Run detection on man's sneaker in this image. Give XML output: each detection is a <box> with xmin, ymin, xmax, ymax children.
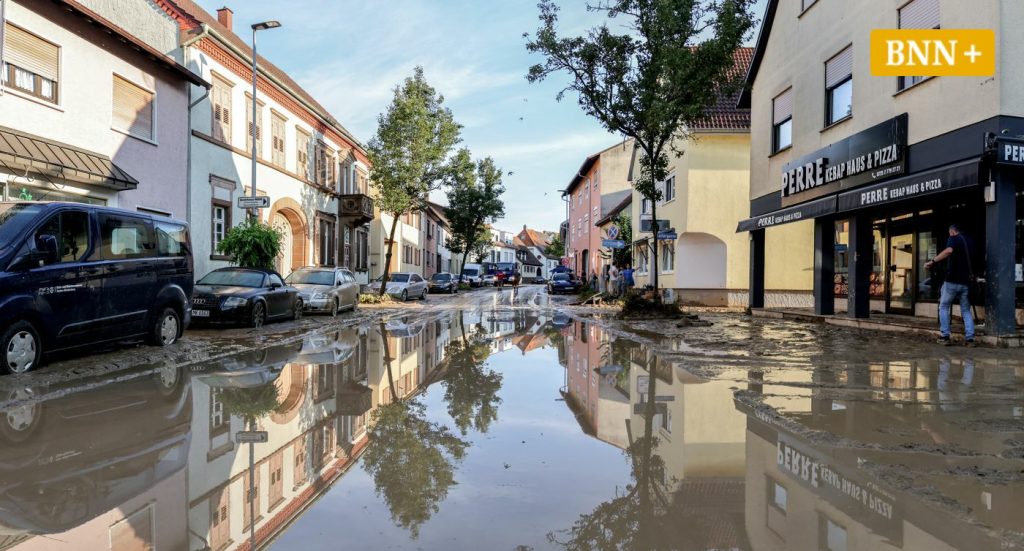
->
<box><xmin>937</xmin><ymin>337</ymin><xmax>952</xmax><ymax>346</ymax></box>
<box><xmin>964</xmin><ymin>339</ymin><xmax>977</xmax><ymax>347</ymax></box>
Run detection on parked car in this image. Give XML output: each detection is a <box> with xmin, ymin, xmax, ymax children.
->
<box><xmin>480</xmin><ymin>273</ymin><xmax>497</xmax><ymax>287</ymax></box>
<box><xmin>461</xmin><ymin>264</ymin><xmax>483</xmax><ymax>287</ymax></box>
<box><xmin>494</xmin><ymin>262</ymin><xmax>521</xmax><ymax>287</ymax></box>
<box><xmin>364</xmin><ymin>272</ymin><xmax>427</xmax><ymax>301</ymax></box>
<box><xmin>285</xmin><ymin>266</ymin><xmax>359</xmax><ymax>316</ymax></box>
<box><xmin>429</xmin><ymin>272</ymin><xmax>459</xmax><ymax>294</ymax></box>
<box><xmin>191</xmin><ymin>267</ymin><xmax>302</xmax><ymax>328</ymax></box>
<box><xmin>0</xmin><ymin>202</ymin><xmax>193</xmax><ymax>374</ymax></box>
<box><xmin>547</xmin><ymin>272</ymin><xmax>581</xmax><ymax>294</ymax></box>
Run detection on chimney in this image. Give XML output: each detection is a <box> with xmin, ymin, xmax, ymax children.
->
<box><xmin>216</xmin><ymin>7</ymin><xmax>233</xmax><ymax>30</ymax></box>
<box><xmin>523</xmin><ymin>224</ymin><xmax>527</xmax><ymax>231</ymax></box>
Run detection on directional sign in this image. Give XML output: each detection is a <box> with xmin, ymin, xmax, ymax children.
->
<box><xmin>657</xmin><ymin>231</ymin><xmax>677</xmax><ymax>240</ymax></box>
<box><xmin>236</xmin><ymin>430</ymin><xmax>269</xmax><ymax>444</ymax></box>
<box><xmin>607</xmin><ymin>225</ymin><xmax>620</xmax><ymax>239</ymax></box>
<box><xmin>602</xmin><ymin>239</ymin><xmax>626</xmax><ymax>249</ymax></box>
<box><xmin>238</xmin><ymin>196</ymin><xmax>270</xmax><ymax>209</ymax></box>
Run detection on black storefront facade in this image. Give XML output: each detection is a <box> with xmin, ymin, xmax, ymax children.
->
<box><xmin>739</xmin><ymin>114</ymin><xmax>1024</xmax><ymax>337</ymax></box>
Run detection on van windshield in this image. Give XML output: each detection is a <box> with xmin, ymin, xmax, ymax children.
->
<box><xmin>198</xmin><ymin>270</ymin><xmax>265</xmax><ymax>287</ymax></box>
<box><xmin>0</xmin><ymin>203</ymin><xmax>45</xmax><ymax>251</ymax></box>
<box><xmin>462</xmin><ymin>268</ymin><xmax>478</xmax><ymax>276</ymax></box>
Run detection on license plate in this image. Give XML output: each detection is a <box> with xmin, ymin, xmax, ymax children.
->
<box><xmin>193</xmin><ymin>309</ymin><xmax>210</xmax><ymax>318</ymax></box>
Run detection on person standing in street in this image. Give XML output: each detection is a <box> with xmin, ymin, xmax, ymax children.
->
<box><xmin>925</xmin><ymin>224</ymin><xmax>976</xmax><ymax>346</ymax></box>
<box><xmin>608</xmin><ymin>263</ymin><xmax>619</xmax><ymax>295</ymax></box>
<box><xmin>622</xmin><ymin>264</ymin><xmax>635</xmax><ymax>295</ymax></box>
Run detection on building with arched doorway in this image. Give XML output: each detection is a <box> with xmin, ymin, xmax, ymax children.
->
<box><xmin>154</xmin><ymin>2</ymin><xmax>372</xmax><ymax>281</ymax></box>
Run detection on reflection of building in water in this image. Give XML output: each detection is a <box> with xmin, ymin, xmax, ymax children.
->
<box><xmin>187</xmin><ymin>315</ymin><xmax>471</xmax><ymax>550</ymax></box>
<box><xmin>739</xmin><ymin>357</ymin><xmax>1022</xmax><ymax>551</ymax></box>
<box><xmin>0</xmin><ymin>370</ymin><xmax>192</xmax><ymax>551</ymax></box>
<box><xmin>558</xmin><ymin>321</ymin><xmax>752</xmax><ymax>549</ymax></box>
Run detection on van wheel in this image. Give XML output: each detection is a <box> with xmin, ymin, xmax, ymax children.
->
<box><xmin>0</xmin><ymin>387</ymin><xmax>42</xmax><ymax>443</ymax></box>
<box><xmin>150</xmin><ymin>307</ymin><xmax>181</xmax><ymax>346</ymax></box>
<box><xmin>251</xmin><ymin>302</ymin><xmax>266</xmax><ymax>328</ymax></box>
<box><xmin>1</xmin><ymin>322</ymin><xmax>41</xmax><ymax>375</ymax></box>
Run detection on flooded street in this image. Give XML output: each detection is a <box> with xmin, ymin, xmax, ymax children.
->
<box><xmin>0</xmin><ymin>294</ymin><xmax>1022</xmax><ymax>550</ymax></box>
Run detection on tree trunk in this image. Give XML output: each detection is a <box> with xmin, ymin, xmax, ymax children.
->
<box><xmin>379</xmin><ymin>213</ymin><xmax>402</xmax><ymax>296</ymax></box>
<box><xmin>459</xmin><ymin>249</ymin><xmax>471</xmax><ymax>285</ymax></box>
<box><xmin>650</xmin><ymin>200</ymin><xmax>660</xmax><ymax>300</ymax></box>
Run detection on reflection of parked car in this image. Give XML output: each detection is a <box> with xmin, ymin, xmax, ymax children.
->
<box><xmin>286</xmin><ymin>266</ymin><xmax>359</xmax><ymax>316</ymax></box>
<box><xmin>363</xmin><ymin>272</ymin><xmax>427</xmax><ymax>301</ymax></box>
<box><xmin>547</xmin><ymin>273</ymin><xmax>581</xmax><ymax>294</ymax></box>
<box><xmin>0</xmin><ymin>202</ymin><xmax>193</xmax><ymax>374</ymax></box>
<box><xmin>296</xmin><ymin>329</ymin><xmax>359</xmax><ymax>364</ymax></box>
<box><xmin>429</xmin><ymin>272</ymin><xmax>459</xmax><ymax>294</ymax></box>
<box><xmin>0</xmin><ymin>369</ymin><xmax>191</xmax><ymax>535</ymax></box>
<box><xmin>192</xmin><ymin>268</ymin><xmax>302</xmax><ymax>328</ymax></box>
<box><xmin>190</xmin><ymin>341</ymin><xmax>302</xmax><ymax>388</ymax></box>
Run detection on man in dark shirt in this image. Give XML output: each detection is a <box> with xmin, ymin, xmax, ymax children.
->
<box><xmin>924</xmin><ymin>224</ymin><xmax>975</xmax><ymax>346</ymax></box>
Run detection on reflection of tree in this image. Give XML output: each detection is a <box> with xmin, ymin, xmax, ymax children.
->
<box><xmin>549</xmin><ymin>354</ymin><xmax>666</xmax><ymax>550</ymax></box>
<box><xmin>442</xmin><ymin>331</ymin><xmax>502</xmax><ymax>435</ymax></box>
<box><xmin>362</xmin><ymin>399</ymin><xmax>468</xmax><ymax>537</ymax></box>
<box><xmin>218</xmin><ymin>384</ymin><xmax>280</xmax><ymax>421</ymax></box>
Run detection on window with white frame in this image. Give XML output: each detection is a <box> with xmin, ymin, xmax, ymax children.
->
<box><xmin>271</xmin><ymin>111</ymin><xmax>286</xmax><ymax>167</ymax></box>
<box><xmin>772</xmin><ymin>88</ymin><xmax>793</xmax><ymax>152</ymax></box>
<box><xmin>898</xmin><ymin>0</ymin><xmax>939</xmax><ymax>91</ymax></box>
<box><xmin>660</xmin><ymin>241</ymin><xmax>674</xmax><ymax>272</ymax></box>
<box><xmin>825</xmin><ymin>46</ymin><xmax>853</xmax><ymax>126</ymax></box>
<box><xmin>2</xmin><ymin>23</ymin><xmax>59</xmax><ymax>103</ymax></box>
<box><xmin>211</xmin><ymin>73</ymin><xmax>233</xmax><ymax>143</ymax></box>
<box><xmin>211</xmin><ymin>200</ymin><xmax>230</xmax><ymax>254</ymax></box>
<box><xmin>664</xmin><ymin>175</ymin><xmax>676</xmax><ymax>202</ymax></box>
<box><xmin>641</xmin><ymin>197</ymin><xmax>652</xmax><ymax>214</ymax></box>
<box><xmin>112</xmin><ymin>75</ymin><xmax>155</xmax><ymax>140</ymax></box>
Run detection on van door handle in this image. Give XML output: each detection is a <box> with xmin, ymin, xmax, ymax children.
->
<box><xmin>107</xmin><ymin>265</ymin><xmax>122</xmax><ymax>273</ymax></box>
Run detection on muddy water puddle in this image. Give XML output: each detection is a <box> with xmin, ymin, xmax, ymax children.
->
<box><xmin>0</xmin><ymin>310</ymin><xmax>1020</xmax><ymax>549</ymax></box>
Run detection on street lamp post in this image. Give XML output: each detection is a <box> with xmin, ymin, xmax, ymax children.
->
<box><xmin>250</xmin><ymin>21</ymin><xmax>281</xmax><ymax>218</ymax></box>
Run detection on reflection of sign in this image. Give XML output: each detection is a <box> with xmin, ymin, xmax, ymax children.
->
<box><xmin>602</xmin><ymin>239</ymin><xmax>626</xmax><ymax>248</ymax></box>
<box><xmin>608</xmin><ymin>225</ymin><xmax>619</xmax><ymax>239</ymax></box>
<box><xmin>633</xmin><ymin>402</ymin><xmax>668</xmax><ymax>415</ymax></box>
<box><xmin>238</xmin><ymin>196</ymin><xmax>270</xmax><ymax>209</ymax></box>
<box><xmin>655</xmin><ymin>395</ymin><xmax>675</xmax><ymax>402</ymax></box>
<box><xmin>781</xmin><ymin>114</ymin><xmax>907</xmax><ymax>205</ymax></box>
<box><xmin>598</xmin><ymin>365</ymin><xmax>624</xmax><ymax>375</ymax></box>
<box><xmin>637</xmin><ymin>376</ymin><xmax>649</xmax><ymax>394</ymax></box>
<box><xmin>777</xmin><ymin>435</ymin><xmax>902</xmax><ymax>544</ymax></box>
<box><xmin>236</xmin><ymin>430</ymin><xmax>269</xmax><ymax>444</ymax></box>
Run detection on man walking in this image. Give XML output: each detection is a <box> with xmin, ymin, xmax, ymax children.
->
<box><xmin>924</xmin><ymin>224</ymin><xmax>976</xmax><ymax>346</ymax></box>
<box><xmin>622</xmin><ymin>263</ymin><xmax>635</xmax><ymax>296</ymax></box>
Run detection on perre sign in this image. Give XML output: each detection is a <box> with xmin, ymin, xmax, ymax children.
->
<box><xmin>994</xmin><ymin>135</ymin><xmax>1024</xmax><ymax>166</ymax></box>
<box><xmin>780</xmin><ymin>115</ymin><xmax>907</xmax><ymax>205</ymax></box>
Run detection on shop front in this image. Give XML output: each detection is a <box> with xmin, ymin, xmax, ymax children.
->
<box><xmin>740</xmin><ymin>115</ymin><xmax>1023</xmax><ymax>336</ymax></box>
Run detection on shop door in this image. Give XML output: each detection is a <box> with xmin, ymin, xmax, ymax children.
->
<box><xmin>887</xmin><ymin>231</ymin><xmax>915</xmax><ymax>314</ymax></box>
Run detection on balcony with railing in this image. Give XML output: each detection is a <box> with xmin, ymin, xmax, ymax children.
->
<box><xmin>339</xmin><ymin>194</ymin><xmax>374</xmax><ymax>225</ymax></box>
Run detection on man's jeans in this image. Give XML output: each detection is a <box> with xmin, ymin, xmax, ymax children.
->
<box><xmin>939</xmin><ymin>282</ymin><xmax>975</xmax><ymax>340</ymax></box>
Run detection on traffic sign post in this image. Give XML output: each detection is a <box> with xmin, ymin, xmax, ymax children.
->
<box><xmin>607</xmin><ymin>225</ymin><xmax>619</xmax><ymax>239</ymax></box>
<box><xmin>238</xmin><ymin>196</ymin><xmax>270</xmax><ymax>209</ymax></box>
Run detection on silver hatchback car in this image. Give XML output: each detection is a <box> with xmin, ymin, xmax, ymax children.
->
<box><xmin>285</xmin><ymin>267</ymin><xmax>360</xmax><ymax>316</ymax></box>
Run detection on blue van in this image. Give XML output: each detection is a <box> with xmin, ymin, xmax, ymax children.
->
<box><xmin>0</xmin><ymin>202</ymin><xmax>193</xmax><ymax>374</ymax></box>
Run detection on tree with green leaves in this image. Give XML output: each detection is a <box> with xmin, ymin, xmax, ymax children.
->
<box><xmin>545</xmin><ymin>233</ymin><xmax>565</xmax><ymax>258</ymax></box>
<box><xmin>611</xmin><ymin>213</ymin><xmax>632</xmax><ymax>267</ymax></box>
<box><xmin>368</xmin><ymin>66</ymin><xmax>462</xmax><ymax>295</ymax></box>
<box><xmin>442</xmin><ymin>327</ymin><xmax>502</xmax><ymax>435</ymax></box>
<box><xmin>216</xmin><ymin>218</ymin><xmax>283</xmax><ymax>270</ymax></box>
<box><xmin>444</xmin><ymin>151</ymin><xmax>506</xmax><ymax>282</ymax></box>
<box><xmin>526</xmin><ymin>0</ymin><xmax>755</xmax><ymax>298</ymax></box>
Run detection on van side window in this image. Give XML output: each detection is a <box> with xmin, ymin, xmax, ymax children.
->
<box><xmin>155</xmin><ymin>221</ymin><xmax>189</xmax><ymax>257</ymax></box>
<box><xmin>34</xmin><ymin>211</ymin><xmax>90</xmax><ymax>264</ymax></box>
<box><xmin>99</xmin><ymin>214</ymin><xmax>154</xmax><ymax>260</ymax></box>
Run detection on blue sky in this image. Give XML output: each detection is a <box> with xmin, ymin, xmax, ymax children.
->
<box><xmin>197</xmin><ymin>0</ymin><xmax>766</xmax><ymax>233</ymax></box>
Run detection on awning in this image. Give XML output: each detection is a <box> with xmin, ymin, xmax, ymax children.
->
<box><xmin>836</xmin><ymin>158</ymin><xmax>980</xmax><ymax>213</ymax></box>
<box><xmin>736</xmin><ymin>195</ymin><xmax>836</xmax><ymax>232</ymax></box>
<box><xmin>0</xmin><ymin>126</ymin><xmax>139</xmax><ymax>191</ymax></box>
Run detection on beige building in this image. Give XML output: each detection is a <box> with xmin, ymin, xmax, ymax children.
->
<box><xmin>739</xmin><ymin>0</ymin><xmax>1023</xmax><ymax>334</ymax></box>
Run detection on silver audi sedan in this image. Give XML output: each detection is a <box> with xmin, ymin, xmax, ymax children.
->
<box><xmin>285</xmin><ymin>267</ymin><xmax>360</xmax><ymax>316</ymax></box>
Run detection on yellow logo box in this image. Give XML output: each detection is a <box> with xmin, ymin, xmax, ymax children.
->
<box><xmin>870</xmin><ymin>29</ymin><xmax>995</xmax><ymax>76</ymax></box>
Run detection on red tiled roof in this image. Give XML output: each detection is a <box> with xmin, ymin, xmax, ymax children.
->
<box><xmin>690</xmin><ymin>47</ymin><xmax>753</xmax><ymax>131</ymax></box>
<box><xmin>517</xmin><ymin>227</ymin><xmax>551</xmax><ymax>250</ymax></box>
<box><xmin>165</xmin><ymin>0</ymin><xmax>365</xmax><ymax>154</ymax></box>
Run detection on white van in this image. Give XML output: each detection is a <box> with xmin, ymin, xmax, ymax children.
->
<box><xmin>461</xmin><ymin>264</ymin><xmax>483</xmax><ymax>287</ymax></box>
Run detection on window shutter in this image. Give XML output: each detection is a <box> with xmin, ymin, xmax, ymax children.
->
<box><xmin>772</xmin><ymin>89</ymin><xmax>793</xmax><ymax>124</ymax></box>
<box><xmin>825</xmin><ymin>46</ymin><xmax>853</xmax><ymax>89</ymax></box>
<box><xmin>899</xmin><ymin>0</ymin><xmax>939</xmax><ymax>29</ymax></box>
<box><xmin>4</xmin><ymin>23</ymin><xmax>59</xmax><ymax>80</ymax></box>
<box><xmin>112</xmin><ymin>75</ymin><xmax>154</xmax><ymax>139</ymax></box>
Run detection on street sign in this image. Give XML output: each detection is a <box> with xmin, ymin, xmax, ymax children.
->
<box><xmin>236</xmin><ymin>430</ymin><xmax>269</xmax><ymax>444</ymax></box>
<box><xmin>607</xmin><ymin>225</ymin><xmax>619</xmax><ymax>239</ymax></box>
<box><xmin>602</xmin><ymin>239</ymin><xmax>626</xmax><ymax>249</ymax></box>
<box><xmin>657</xmin><ymin>231</ymin><xmax>677</xmax><ymax>240</ymax></box>
<box><xmin>561</xmin><ymin>257</ymin><xmax>571</xmax><ymax>267</ymax></box>
<box><xmin>639</xmin><ymin>219</ymin><xmax>671</xmax><ymax>233</ymax></box>
<box><xmin>238</xmin><ymin>196</ymin><xmax>270</xmax><ymax>209</ymax></box>
<box><xmin>655</xmin><ymin>395</ymin><xmax>676</xmax><ymax>402</ymax></box>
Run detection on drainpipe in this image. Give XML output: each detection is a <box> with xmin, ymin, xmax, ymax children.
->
<box><xmin>183</xmin><ymin>29</ymin><xmax>211</xmax><ymax>230</ymax></box>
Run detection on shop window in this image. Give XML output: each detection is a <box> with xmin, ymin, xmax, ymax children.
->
<box><xmin>870</xmin><ymin>225</ymin><xmax>886</xmax><ymax>299</ymax></box>
<box><xmin>918</xmin><ymin>229</ymin><xmax>942</xmax><ymax>301</ymax></box>
<box><xmin>825</xmin><ymin>46</ymin><xmax>853</xmax><ymax>126</ymax></box>
<box><xmin>834</xmin><ymin>220</ymin><xmax>849</xmax><ymax>297</ymax></box>
<box><xmin>772</xmin><ymin>88</ymin><xmax>793</xmax><ymax>153</ymax></box>
<box><xmin>1015</xmin><ymin>190</ymin><xmax>1023</xmax><ymax>310</ymax></box>
<box><xmin>898</xmin><ymin>0</ymin><xmax>940</xmax><ymax>91</ymax></box>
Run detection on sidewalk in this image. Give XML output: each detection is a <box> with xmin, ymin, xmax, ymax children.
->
<box><xmin>752</xmin><ymin>307</ymin><xmax>1024</xmax><ymax>348</ymax></box>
